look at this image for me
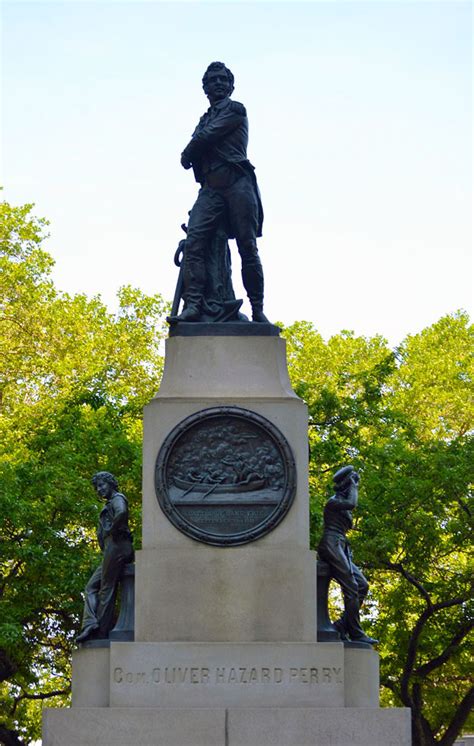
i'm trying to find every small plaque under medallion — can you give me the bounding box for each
[155,407,296,546]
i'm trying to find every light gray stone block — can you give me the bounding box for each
[157,335,298,400]
[109,641,344,708]
[42,707,225,746]
[344,645,379,707]
[142,397,310,551]
[227,706,412,746]
[71,647,110,708]
[134,546,317,642]
[142,335,309,554]
[43,705,411,746]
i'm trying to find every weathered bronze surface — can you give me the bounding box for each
[169,221,243,323]
[317,466,378,646]
[76,472,134,645]
[155,407,296,546]
[169,62,269,326]
[168,320,281,338]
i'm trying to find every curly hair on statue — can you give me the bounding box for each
[202,61,235,95]
[91,471,118,491]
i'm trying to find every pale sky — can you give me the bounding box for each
[2,0,472,344]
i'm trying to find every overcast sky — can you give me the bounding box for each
[2,0,472,344]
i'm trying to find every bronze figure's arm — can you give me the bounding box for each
[181,103,246,163]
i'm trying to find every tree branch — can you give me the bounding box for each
[0,562,24,597]
[413,619,473,678]
[439,685,474,746]
[0,724,26,746]
[400,595,468,703]
[383,561,432,606]
[11,687,70,716]
[412,681,437,746]
[456,497,472,519]
[0,650,17,684]
[385,562,469,707]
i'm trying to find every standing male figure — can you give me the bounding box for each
[178,61,268,323]
[318,465,378,645]
[76,472,134,643]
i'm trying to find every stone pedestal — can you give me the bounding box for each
[135,546,316,642]
[44,330,411,745]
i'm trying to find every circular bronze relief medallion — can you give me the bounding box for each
[155,406,296,546]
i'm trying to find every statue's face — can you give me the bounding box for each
[205,69,232,104]
[95,478,114,500]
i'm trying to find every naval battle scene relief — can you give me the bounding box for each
[155,407,296,545]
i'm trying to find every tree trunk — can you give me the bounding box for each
[0,649,17,683]
[0,725,25,746]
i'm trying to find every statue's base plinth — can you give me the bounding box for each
[167,320,281,337]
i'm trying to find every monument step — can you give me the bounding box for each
[43,705,411,746]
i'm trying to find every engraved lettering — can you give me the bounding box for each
[190,668,200,684]
[333,667,342,683]
[165,667,174,684]
[112,662,340,688]
[114,667,123,683]
[216,667,226,683]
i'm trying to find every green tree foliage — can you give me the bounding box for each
[282,316,473,746]
[0,203,168,744]
[1,202,472,746]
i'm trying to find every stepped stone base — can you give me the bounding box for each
[43,706,411,746]
[43,335,412,745]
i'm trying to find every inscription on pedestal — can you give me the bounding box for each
[155,407,297,546]
[113,665,343,686]
[109,643,345,708]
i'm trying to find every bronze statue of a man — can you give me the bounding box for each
[177,61,268,323]
[318,466,378,646]
[76,472,133,644]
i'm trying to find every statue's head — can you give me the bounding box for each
[92,471,118,500]
[202,61,234,103]
[333,465,359,494]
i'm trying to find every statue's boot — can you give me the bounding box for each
[333,619,349,641]
[174,304,201,322]
[342,587,373,642]
[240,247,269,323]
[251,304,270,323]
[349,633,379,646]
[76,623,99,644]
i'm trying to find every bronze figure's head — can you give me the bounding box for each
[202,61,234,103]
[92,471,118,500]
